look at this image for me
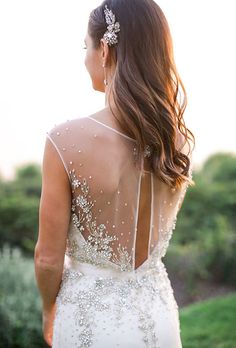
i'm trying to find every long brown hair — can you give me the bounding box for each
[88,0,195,189]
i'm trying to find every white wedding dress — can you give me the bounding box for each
[46,114,192,348]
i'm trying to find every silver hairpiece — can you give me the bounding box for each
[103,4,120,46]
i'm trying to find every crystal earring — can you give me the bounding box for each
[102,63,108,86]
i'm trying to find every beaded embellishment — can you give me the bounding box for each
[65,169,133,272]
[54,260,179,348]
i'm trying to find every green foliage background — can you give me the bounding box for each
[0,164,41,255]
[166,153,236,280]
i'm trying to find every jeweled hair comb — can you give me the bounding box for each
[103,4,120,46]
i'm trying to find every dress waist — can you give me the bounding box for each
[63,254,166,281]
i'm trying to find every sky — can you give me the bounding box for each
[0,0,235,180]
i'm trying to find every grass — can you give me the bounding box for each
[180,292,236,348]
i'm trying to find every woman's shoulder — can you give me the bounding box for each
[46,115,91,135]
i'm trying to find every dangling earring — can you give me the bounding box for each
[102,63,108,86]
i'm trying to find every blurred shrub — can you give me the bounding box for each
[0,164,41,255]
[0,195,39,255]
[0,245,47,348]
[168,152,236,286]
[200,215,236,283]
[166,213,236,296]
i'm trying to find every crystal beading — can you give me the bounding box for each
[103,5,120,46]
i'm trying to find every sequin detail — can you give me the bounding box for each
[66,169,133,272]
[55,261,178,348]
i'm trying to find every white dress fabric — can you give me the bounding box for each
[46,115,192,348]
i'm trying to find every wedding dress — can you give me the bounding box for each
[46,114,192,348]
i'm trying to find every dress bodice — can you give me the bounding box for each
[46,115,192,273]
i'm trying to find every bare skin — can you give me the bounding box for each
[34,30,150,346]
[34,31,120,347]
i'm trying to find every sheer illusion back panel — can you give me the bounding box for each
[47,116,142,272]
[46,116,192,272]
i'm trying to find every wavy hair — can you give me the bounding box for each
[88,0,195,189]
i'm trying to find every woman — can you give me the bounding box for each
[34,0,195,347]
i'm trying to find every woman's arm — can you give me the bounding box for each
[34,136,71,312]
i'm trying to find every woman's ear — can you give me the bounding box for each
[100,38,110,66]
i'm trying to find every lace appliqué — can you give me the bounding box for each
[55,263,177,348]
[65,169,132,272]
[112,244,132,272]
